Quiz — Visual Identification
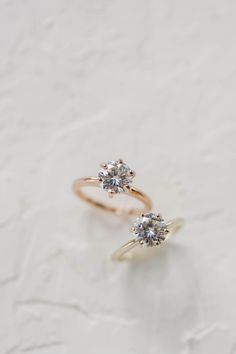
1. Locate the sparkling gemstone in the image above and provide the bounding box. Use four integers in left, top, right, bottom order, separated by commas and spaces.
98, 160, 134, 194
133, 213, 169, 247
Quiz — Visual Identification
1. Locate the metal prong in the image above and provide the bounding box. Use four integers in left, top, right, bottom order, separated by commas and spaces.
100, 162, 107, 169
139, 240, 144, 246
108, 191, 115, 198
130, 227, 135, 233
128, 170, 136, 177
123, 185, 130, 192
117, 158, 123, 164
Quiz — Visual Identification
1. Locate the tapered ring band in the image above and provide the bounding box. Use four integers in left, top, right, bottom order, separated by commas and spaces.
112, 213, 183, 261
72, 177, 152, 216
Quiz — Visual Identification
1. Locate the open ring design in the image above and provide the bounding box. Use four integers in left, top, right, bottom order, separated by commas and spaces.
72, 159, 152, 216
112, 212, 183, 261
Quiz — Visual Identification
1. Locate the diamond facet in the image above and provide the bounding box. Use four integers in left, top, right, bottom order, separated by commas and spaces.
98, 160, 134, 194
133, 213, 169, 247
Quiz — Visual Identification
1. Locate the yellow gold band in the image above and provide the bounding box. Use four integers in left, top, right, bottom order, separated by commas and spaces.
112, 218, 184, 261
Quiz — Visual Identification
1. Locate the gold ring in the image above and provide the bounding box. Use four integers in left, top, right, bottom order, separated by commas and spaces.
72, 159, 152, 216
112, 212, 184, 261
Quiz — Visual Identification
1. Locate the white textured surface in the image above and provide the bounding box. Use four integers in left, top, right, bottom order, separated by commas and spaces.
0, 1, 236, 353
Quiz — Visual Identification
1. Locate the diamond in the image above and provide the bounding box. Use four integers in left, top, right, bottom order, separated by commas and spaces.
133, 213, 169, 247
98, 160, 134, 194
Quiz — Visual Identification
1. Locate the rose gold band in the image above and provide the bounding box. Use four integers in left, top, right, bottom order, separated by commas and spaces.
72, 177, 152, 216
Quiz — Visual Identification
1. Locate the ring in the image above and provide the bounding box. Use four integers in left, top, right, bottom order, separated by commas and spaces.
112, 212, 183, 261
72, 159, 152, 216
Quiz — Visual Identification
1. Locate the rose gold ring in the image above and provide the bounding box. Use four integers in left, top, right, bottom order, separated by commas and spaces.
112, 212, 184, 261
72, 159, 152, 216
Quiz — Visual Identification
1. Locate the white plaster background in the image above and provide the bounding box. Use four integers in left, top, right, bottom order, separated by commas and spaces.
0, 1, 236, 353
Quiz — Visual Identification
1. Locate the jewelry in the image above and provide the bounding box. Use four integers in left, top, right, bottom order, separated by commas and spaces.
72, 159, 152, 216
112, 212, 183, 261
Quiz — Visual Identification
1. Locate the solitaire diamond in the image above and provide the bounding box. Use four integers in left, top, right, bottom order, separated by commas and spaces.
98, 160, 134, 194
133, 213, 169, 247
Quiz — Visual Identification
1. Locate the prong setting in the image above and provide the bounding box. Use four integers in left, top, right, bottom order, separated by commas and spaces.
100, 162, 108, 169
108, 190, 115, 198
117, 158, 123, 164
128, 170, 136, 177
132, 213, 169, 247
123, 185, 130, 192
98, 160, 135, 195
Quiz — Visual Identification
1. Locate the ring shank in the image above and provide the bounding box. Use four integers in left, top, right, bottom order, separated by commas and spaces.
112, 218, 184, 261
72, 177, 152, 216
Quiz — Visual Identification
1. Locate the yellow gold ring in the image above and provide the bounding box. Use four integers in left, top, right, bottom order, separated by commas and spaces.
112, 212, 184, 261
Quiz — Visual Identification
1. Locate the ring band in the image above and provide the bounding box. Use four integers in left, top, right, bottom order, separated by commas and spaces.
112, 213, 183, 261
72, 160, 152, 216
